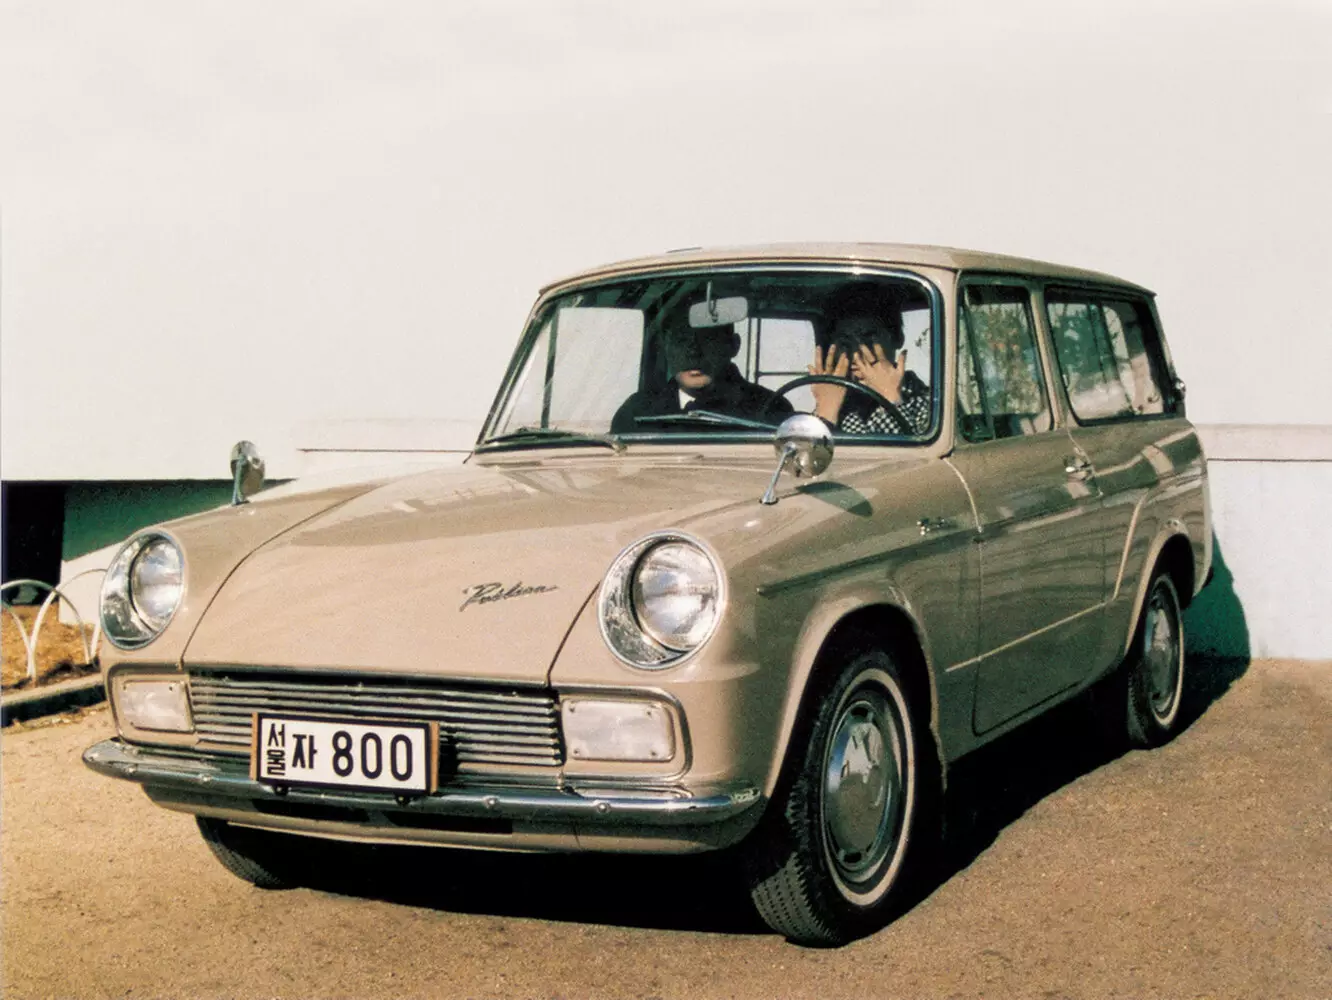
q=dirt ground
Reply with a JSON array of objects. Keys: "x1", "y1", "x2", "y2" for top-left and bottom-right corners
[
  {"x1": 1, "y1": 604, "x2": 99, "y2": 690},
  {"x1": 3, "y1": 657, "x2": 1329, "y2": 999}
]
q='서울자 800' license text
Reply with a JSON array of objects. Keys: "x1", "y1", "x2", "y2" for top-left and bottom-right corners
[{"x1": 251, "y1": 715, "x2": 439, "y2": 794}]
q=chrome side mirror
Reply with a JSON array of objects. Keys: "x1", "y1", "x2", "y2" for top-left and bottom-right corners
[
  {"x1": 229, "y1": 440, "x2": 265, "y2": 505},
  {"x1": 760, "y1": 414, "x2": 834, "y2": 505},
  {"x1": 1172, "y1": 376, "x2": 1188, "y2": 415}
]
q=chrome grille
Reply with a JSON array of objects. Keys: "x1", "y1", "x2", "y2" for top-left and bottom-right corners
[{"x1": 188, "y1": 671, "x2": 563, "y2": 772}]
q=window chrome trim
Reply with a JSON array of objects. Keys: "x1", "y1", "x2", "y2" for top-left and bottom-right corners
[{"x1": 478, "y1": 263, "x2": 946, "y2": 450}]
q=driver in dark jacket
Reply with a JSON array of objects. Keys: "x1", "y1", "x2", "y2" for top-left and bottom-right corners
[{"x1": 611, "y1": 319, "x2": 793, "y2": 433}]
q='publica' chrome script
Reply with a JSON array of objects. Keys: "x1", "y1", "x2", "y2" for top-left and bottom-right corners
[{"x1": 459, "y1": 581, "x2": 558, "y2": 612}]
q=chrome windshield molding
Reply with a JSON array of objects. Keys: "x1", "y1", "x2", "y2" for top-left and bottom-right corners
[
  {"x1": 82, "y1": 739, "x2": 760, "y2": 827},
  {"x1": 479, "y1": 262, "x2": 946, "y2": 447}
]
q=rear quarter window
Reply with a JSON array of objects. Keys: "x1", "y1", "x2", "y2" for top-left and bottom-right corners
[{"x1": 1045, "y1": 289, "x2": 1174, "y2": 422}]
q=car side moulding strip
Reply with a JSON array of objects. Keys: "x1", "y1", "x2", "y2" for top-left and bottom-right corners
[
  {"x1": 943, "y1": 601, "x2": 1110, "y2": 673},
  {"x1": 82, "y1": 739, "x2": 760, "y2": 827}
]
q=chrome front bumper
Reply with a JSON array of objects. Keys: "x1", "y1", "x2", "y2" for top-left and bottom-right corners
[{"x1": 83, "y1": 738, "x2": 761, "y2": 829}]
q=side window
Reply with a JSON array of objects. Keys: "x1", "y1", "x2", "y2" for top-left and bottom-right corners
[
  {"x1": 957, "y1": 284, "x2": 1052, "y2": 442},
  {"x1": 1046, "y1": 292, "x2": 1170, "y2": 421}
]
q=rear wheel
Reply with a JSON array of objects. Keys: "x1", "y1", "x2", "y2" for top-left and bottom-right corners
[
  {"x1": 196, "y1": 817, "x2": 306, "y2": 890},
  {"x1": 1124, "y1": 572, "x2": 1186, "y2": 748},
  {"x1": 743, "y1": 649, "x2": 933, "y2": 945}
]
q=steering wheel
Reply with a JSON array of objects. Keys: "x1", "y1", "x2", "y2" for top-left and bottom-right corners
[{"x1": 764, "y1": 373, "x2": 910, "y2": 432}]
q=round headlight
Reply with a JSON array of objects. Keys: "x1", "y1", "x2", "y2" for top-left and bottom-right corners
[
  {"x1": 632, "y1": 542, "x2": 720, "y2": 651},
  {"x1": 130, "y1": 537, "x2": 184, "y2": 629},
  {"x1": 101, "y1": 533, "x2": 185, "y2": 649},
  {"x1": 598, "y1": 532, "x2": 723, "y2": 669}
]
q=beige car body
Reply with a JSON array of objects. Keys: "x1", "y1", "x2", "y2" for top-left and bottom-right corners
[{"x1": 87, "y1": 243, "x2": 1211, "y2": 860}]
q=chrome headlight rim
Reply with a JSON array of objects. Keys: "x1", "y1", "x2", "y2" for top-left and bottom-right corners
[
  {"x1": 597, "y1": 530, "x2": 725, "y2": 670},
  {"x1": 100, "y1": 531, "x2": 186, "y2": 650}
]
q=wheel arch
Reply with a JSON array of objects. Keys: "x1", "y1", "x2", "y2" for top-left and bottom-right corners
[
  {"x1": 761, "y1": 600, "x2": 941, "y2": 802},
  {"x1": 1120, "y1": 526, "x2": 1195, "y2": 661}
]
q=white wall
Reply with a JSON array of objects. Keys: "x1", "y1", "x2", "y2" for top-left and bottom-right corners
[
  {"x1": 3, "y1": 1, "x2": 1330, "y2": 481},
  {"x1": 1185, "y1": 425, "x2": 1332, "y2": 661},
  {"x1": 1200, "y1": 462, "x2": 1332, "y2": 660}
]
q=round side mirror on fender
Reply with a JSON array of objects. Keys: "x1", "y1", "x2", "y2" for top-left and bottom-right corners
[
  {"x1": 229, "y1": 440, "x2": 266, "y2": 505},
  {"x1": 760, "y1": 414, "x2": 834, "y2": 505}
]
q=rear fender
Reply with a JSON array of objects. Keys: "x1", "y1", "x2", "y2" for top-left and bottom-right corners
[{"x1": 1119, "y1": 522, "x2": 1196, "y2": 662}]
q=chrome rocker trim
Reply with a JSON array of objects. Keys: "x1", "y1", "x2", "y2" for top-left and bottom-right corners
[{"x1": 83, "y1": 739, "x2": 760, "y2": 827}]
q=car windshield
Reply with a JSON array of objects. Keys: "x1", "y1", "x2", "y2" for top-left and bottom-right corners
[{"x1": 482, "y1": 268, "x2": 939, "y2": 448}]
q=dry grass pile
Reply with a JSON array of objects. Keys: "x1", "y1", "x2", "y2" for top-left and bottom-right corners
[{"x1": 1, "y1": 604, "x2": 100, "y2": 691}]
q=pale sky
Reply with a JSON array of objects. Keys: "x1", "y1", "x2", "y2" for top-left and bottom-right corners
[{"x1": 2, "y1": 0, "x2": 1329, "y2": 478}]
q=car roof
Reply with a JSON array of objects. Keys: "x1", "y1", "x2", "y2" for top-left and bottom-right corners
[{"x1": 540, "y1": 242, "x2": 1153, "y2": 296}]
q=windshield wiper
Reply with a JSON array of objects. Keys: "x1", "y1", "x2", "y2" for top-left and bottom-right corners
[
  {"x1": 634, "y1": 410, "x2": 775, "y2": 431},
  {"x1": 482, "y1": 427, "x2": 625, "y2": 452}
]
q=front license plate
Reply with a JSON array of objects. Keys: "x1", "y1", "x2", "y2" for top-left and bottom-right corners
[{"x1": 251, "y1": 714, "x2": 438, "y2": 794}]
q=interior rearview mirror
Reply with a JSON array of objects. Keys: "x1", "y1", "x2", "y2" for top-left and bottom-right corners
[{"x1": 688, "y1": 295, "x2": 748, "y2": 328}]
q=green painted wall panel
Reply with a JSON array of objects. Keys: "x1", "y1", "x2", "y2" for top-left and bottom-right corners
[{"x1": 62, "y1": 481, "x2": 235, "y2": 561}]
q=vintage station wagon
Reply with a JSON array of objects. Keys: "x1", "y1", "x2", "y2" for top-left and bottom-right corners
[{"x1": 85, "y1": 244, "x2": 1211, "y2": 944}]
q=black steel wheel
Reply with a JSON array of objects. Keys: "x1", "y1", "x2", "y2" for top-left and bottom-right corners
[
  {"x1": 743, "y1": 649, "x2": 932, "y2": 945},
  {"x1": 1124, "y1": 573, "x2": 1187, "y2": 748}
]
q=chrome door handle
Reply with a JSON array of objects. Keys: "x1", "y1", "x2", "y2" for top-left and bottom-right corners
[{"x1": 1064, "y1": 455, "x2": 1093, "y2": 480}]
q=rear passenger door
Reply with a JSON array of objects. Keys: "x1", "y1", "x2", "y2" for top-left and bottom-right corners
[
  {"x1": 1043, "y1": 287, "x2": 1190, "y2": 664},
  {"x1": 946, "y1": 279, "x2": 1106, "y2": 734}
]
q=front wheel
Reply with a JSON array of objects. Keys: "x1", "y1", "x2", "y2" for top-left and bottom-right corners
[
  {"x1": 742, "y1": 650, "x2": 933, "y2": 945},
  {"x1": 196, "y1": 817, "x2": 306, "y2": 890}
]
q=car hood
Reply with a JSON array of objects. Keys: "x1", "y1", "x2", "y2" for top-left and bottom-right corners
[{"x1": 182, "y1": 454, "x2": 803, "y2": 682}]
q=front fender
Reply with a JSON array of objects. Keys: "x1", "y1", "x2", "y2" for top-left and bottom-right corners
[
  {"x1": 100, "y1": 484, "x2": 383, "y2": 671},
  {"x1": 755, "y1": 578, "x2": 940, "y2": 800}
]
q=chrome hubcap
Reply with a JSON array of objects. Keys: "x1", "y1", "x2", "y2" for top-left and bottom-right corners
[
  {"x1": 823, "y1": 688, "x2": 903, "y2": 888},
  {"x1": 1143, "y1": 584, "x2": 1182, "y2": 723}
]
